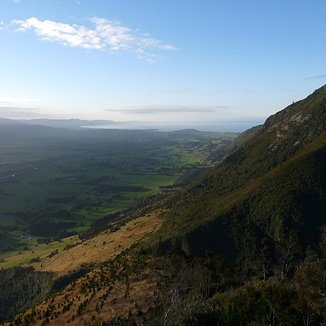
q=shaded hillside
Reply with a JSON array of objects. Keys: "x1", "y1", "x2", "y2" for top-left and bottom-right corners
[
  {"x1": 216, "y1": 85, "x2": 326, "y2": 190},
  {"x1": 0, "y1": 267, "x2": 53, "y2": 322},
  {"x1": 208, "y1": 124, "x2": 262, "y2": 163},
  {"x1": 171, "y1": 132, "x2": 326, "y2": 261},
  {"x1": 157, "y1": 85, "x2": 326, "y2": 263}
]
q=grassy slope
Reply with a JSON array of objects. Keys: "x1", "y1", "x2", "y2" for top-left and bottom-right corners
[
  {"x1": 2, "y1": 210, "x2": 163, "y2": 325},
  {"x1": 31, "y1": 210, "x2": 162, "y2": 276}
]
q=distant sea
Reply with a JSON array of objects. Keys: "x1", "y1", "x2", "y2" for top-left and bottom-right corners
[{"x1": 83, "y1": 121, "x2": 263, "y2": 133}]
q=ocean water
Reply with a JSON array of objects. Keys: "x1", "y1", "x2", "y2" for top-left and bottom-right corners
[{"x1": 82, "y1": 120, "x2": 263, "y2": 133}]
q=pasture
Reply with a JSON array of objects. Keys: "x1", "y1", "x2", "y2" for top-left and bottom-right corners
[{"x1": 0, "y1": 127, "x2": 237, "y2": 267}]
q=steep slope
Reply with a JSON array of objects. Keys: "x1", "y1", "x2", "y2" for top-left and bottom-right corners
[
  {"x1": 211, "y1": 84, "x2": 326, "y2": 191},
  {"x1": 208, "y1": 124, "x2": 262, "y2": 163},
  {"x1": 157, "y1": 85, "x2": 326, "y2": 262}
]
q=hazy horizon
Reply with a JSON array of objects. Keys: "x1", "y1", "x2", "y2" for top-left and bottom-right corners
[
  {"x1": 81, "y1": 120, "x2": 262, "y2": 133},
  {"x1": 1, "y1": 115, "x2": 263, "y2": 133}
]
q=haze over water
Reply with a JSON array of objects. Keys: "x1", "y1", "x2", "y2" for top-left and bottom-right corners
[{"x1": 83, "y1": 120, "x2": 263, "y2": 132}]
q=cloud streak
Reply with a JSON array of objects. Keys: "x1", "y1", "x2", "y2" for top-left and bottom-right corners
[
  {"x1": 0, "y1": 106, "x2": 41, "y2": 119},
  {"x1": 147, "y1": 88, "x2": 194, "y2": 95},
  {"x1": 304, "y1": 74, "x2": 326, "y2": 80},
  {"x1": 11, "y1": 17, "x2": 177, "y2": 60},
  {"x1": 0, "y1": 97, "x2": 39, "y2": 106},
  {"x1": 105, "y1": 105, "x2": 228, "y2": 115}
]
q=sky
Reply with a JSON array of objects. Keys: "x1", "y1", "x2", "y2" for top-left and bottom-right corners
[{"x1": 1, "y1": 0, "x2": 326, "y2": 131}]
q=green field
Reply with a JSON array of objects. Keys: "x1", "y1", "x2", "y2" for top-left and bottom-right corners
[{"x1": 0, "y1": 127, "x2": 237, "y2": 266}]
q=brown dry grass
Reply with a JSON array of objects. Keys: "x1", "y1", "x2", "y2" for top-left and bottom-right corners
[
  {"x1": 6, "y1": 211, "x2": 164, "y2": 325},
  {"x1": 14, "y1": 256, "x2": 161, "y2": 326},
  {"x1": 29, "y1": 211, "x2": 163, "y2": 277}
]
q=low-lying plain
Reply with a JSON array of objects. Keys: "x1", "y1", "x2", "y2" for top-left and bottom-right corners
[{"x1": 0, "y1": 125, "x2": 237, "y2": 269}]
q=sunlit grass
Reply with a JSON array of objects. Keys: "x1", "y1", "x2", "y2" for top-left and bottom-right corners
[{"x1": 0, "y1": 237, "x2": 76, "y2": 269}]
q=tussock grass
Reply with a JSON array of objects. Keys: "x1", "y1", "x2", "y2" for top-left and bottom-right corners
[{"x1": 30, "y1": 211, "x2": 162, "y2": 276}]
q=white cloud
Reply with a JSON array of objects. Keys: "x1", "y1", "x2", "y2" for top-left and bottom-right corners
[
  {"x1": 11, "y1": 17, "x2": 177, "y2": 60},
  {"x1": 91, "y1": 17, "x2": 133, "y2": 51},
  {"x1": 0, "y1": 97, "x2": 39, "y2": 106},
  {"x1": 12, "y1": 17, "x2": 104, "y2": 50}
]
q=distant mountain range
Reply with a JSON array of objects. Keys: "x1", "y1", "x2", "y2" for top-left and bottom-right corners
[
  {"x1": 0, "y1": 117, "x2": 122, "y2": 129},
  {"x1": 16, "y1": 118, "x2": 117, "y2": 128},
  {"x1": 0, "y1": 117, "x2": 261, "y2": 132}
]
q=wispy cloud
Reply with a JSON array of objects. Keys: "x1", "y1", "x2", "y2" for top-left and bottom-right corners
[
  {"x1": 304, "y1": 74, "x2": 326, "y2": 80},
  {"x1": 280, "y1": 88, "x2": 294, "y2": 92},
  {"x1": 0, "y1": 97, "x2": 39, "y2": 106},
  {"x1": 147, "y1": 88, "x2": 194, "y2": 95},
  {"x1": 11, "y1": 17, "x2": 177, "y2": 60},
  {"x1": 105, "y1": 105, "x2": 228, "y2": 115},
  {"x1": 0, "y1": 98, "x2": 42, "y2": 119},
  {"x1": 0, "y1": 106, "x2": 40, "y2": 119}
]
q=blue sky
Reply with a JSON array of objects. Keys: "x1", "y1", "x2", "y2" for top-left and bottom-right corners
[{"x1": 1, "y1": 0, "x2": 326, "y2": 130}]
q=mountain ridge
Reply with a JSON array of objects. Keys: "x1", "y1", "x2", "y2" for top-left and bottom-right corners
[{"x1": 155, "y1": 84, "x2": 326, "y2": 264}]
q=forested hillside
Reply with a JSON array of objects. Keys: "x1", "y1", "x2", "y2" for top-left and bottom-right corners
[{"x1": 157, "y1": 85, "x2": 326, "y2": 263}]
